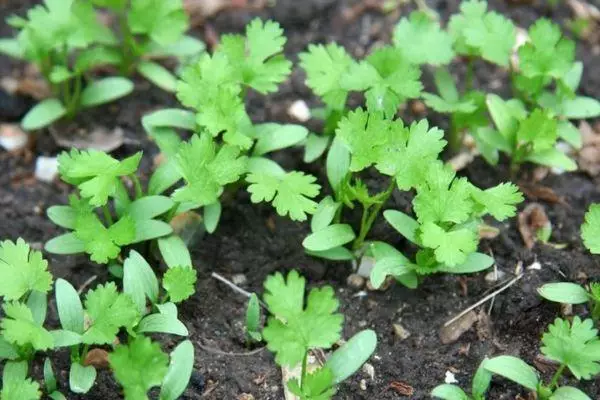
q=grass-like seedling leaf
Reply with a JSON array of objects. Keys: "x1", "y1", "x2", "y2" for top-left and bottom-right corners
[
  {"x1": 484, "y1": 355, "x2": 539, "y2": 391},
  {"x1": 538, "y1": 282, "x2": 590, "y2": 304},
  {"x1": 159, "y1": 340, "x2": 195, "y2": 400},
  {"x1": 245, "y1": 293, "x2": 262, "y2": 343},
  {"x1": 21, "y1": 99, "x2": 67, "y2": 131},
  {"x1": 69, "y1": 363, "x2": 97, "y2": 394},
  {"x1": 325, "y1": 329, "x2": 377, "y2": 385}
]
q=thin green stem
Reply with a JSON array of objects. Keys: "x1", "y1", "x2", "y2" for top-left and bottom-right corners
[
  {"x1": 130, "y1": 174, "x2": 143, "y2": 199},
  {"x1": 118, "y1": 12, "x2": 135, "y2": 75},
  {"x1": 549, "y1": 364, "x2": 566, "y2": 389},
  {"x1": 352, "y1": 180, "x2": 395, "y2": 251},
  {"x1": 102, "y1": 204, "x2": 114, "y2": 226},
  {"x1": 465, "y1": 57, "x2": 475, "y2": 92},
  {"x1": 300, "y1": 351, "x2": 308, "y2": 390}
]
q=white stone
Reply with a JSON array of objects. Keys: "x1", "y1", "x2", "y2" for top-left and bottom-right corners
[
  {"x1": 287, "y1": 100, "x2": 311, "y2": 122},
  {"x1": 35, "y1": 156, "x2": 59, "y2": 183},
  {"x1": 444, "y1": 371, "x2": 458, "y2": 384},
  {"x1": 0, "y1": 123, "x2": 28, "y2": 151}
]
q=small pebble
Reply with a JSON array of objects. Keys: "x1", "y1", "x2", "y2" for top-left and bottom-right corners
[
  {"x1": 287, "y1": 100, "x2": 311, "y2": 122},
  {"x1": 393, "y1": 323, "x2": 411, "y2": 340},
  {"x1": 359, "y1": 379, "x2": 367, "y2": 391},
  {"x1": 35, "y1": 156, "x2": 59, "y2": 183},
  {"x1": 346, "y1": 273, "x2": 365, "y2": 289},
  {"x1": 445, "y1": 371, "x2": 458, "y2": 384},
  {"x1": 357, "y1": 256, "x2": 375, "y2": 277},
  {"x1": 484, "y1": 269, "x2": 506, "y2": 283},
  {"x1": 0, "y1": 123, "x2": 27, "y2": 151},
  {"x1": 232, "y1": 273, "x2": 247, "y2": 286},
  {"x1": 362, "y1": 363, "x2": 375, "y2": 380},
  {"x1": 237, "y1": 394, "x2": 254, "y2": 400}
]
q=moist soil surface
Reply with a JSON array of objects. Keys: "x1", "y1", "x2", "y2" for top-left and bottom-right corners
[{"x1": 1, "y1": 0, "x2": 600, "y2": 399}]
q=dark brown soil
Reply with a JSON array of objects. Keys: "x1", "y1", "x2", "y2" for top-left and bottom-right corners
[{"x1": 1, "y1": 0, "x2": 600, "y2": 399}]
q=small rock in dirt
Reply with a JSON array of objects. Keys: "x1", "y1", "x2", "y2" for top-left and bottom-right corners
[
  {"x1": 445, "y1": 371, "x2": 459, "y2": 384},
  {"x1": 237, "y1": 394, "x2": 254, "y2": 400},
  {"x1": 359, "y1": 379, "x2": 367, "y2": 391},
  {"x1": 287, "y1": 100, "x2": 311, "y2": 122},
  {"x1": 232, "y1": 273, "x2": 247, "y2": 286},
  {"x1": 35, "y1": 156, "x2": 59, "y2": 183},
  {"x1": 0, "y1": 123, "x2": 28, "y2": 151},
  {"x1": 561, "y1": 303, "x2": 573, "y2": 317},
  {"x1": 84, "y1": 348, "x2": 109, "y2": 369},
  {"x1": 526, "y1": 261, "x2": 541, "y2": 270},
  {"x1": 357, "y1": 256, "x2": 375, "y2": 277},
  {"x1": 393, "y1": 322, "x2": 411, "y2": 341},
  {"x1": 358, "y1": 320, "x2": 367, "y2": 327},
  {"x1": 439, "y1": 310, "x2": 478, "y2": 344},
  {"x1": 346, "y1": 273, "x2": 365, "y2": 290},
  {"x1": 484, "y1": 269, "x2": 506, "y2": 283},
  {"x1": 50, "y1": 124, "x2": 124, "y2": 152},
  {"x1": 366, "y1": 277, "x2": 393, "y2": 291},
  {"x1": 362, "y1": 363, "x2": 375, "y2": 380}
]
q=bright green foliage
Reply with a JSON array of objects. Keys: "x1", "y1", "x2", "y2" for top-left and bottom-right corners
[
  {"x1": 109, "y1": 336, "x2": 169, "y2": 400},
  {"x1": 162, "y1": 267, "x2": 197, "y2": 303},
  {"x1": 1, "y1": 362, "x2": 41, "y2": 400},
  {"x1": 582, "y1": 204, "x2": 600, "y2": 254},
  {"x1": 262, "y1": 271, "x2": 343, "y2": 366},
  {"x1": 0, "y1": 238, "x2": 52, "y2": 300},
  {"x1": 58, "y1": 150, "x2": 142, "y2": 206},
  {"x1": 393, "y1": 11, "x2": 455, "y2": 65},
  {"x1": 469, "y1": 183, "x2": 524, "y2": 221},
  {"x1": 421, "y1": 222, "x2": 477, "y2": 267},
  {"x1": 74, "y1": 211, "x2": 136, "y2": 264},
  {"x1": 173, "y1": 134, "x2": 248, "y2": 206},
  {"x1": 1, "y1": 302, "x2": 53, "y2": 350},
  {"x1": 220, "y1": 19, "x2": 292, "y2": 94},
  {"x1": 247, "y1": 172, "x2": 321, "y2": 221},
  {"x1": 519, "y1": 19, "x2": 575, "y2": 80},
  {"x1": 299, "y1": 43, "x2": 354, "y2": 110},
  {"x1": 449, "y1": 0, "x2": 515, "y2": 67},
  {"x1": 541, "y1": 317, "x2": 600, "y2": 380},
  {"x1": 128, "y1": 0, "x2": 187, "y2": 45},
  {"x1": 342, "y1": 47, "x2": 422, "y2": 117},
  {"x1": 517, "y1": 109, "x2": 557, "y2": 152},
  {"x1": 82, "y1": 283, "x2": 139, "y2": 344},
  {"x1": 422, "y1": 68, "x2": 476, "y2": 113},
  {"x1": 287, "y1": 367, "x2": 337, "y2": 400}
]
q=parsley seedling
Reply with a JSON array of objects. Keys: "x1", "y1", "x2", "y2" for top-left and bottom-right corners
[
  {"x1": 260, "y1": 271, "x2": 377, "y2": 399},
  {"x1": 1, "y1": 361, "x2": 41, "y2": 400},
  {"x1": 143, "y1": 19, "x2": 321, "y2": 228},
  {"x1": 432, "y1": 359, "x2": 492, "y2": 400},
  {"x1": 483, "y1": 317, "x2": 598, "y2": 399},
  {"x1": 45, "y1": 150, "x2": 178, "y2": 264},
  {"x1": 0, "y1": 0, "x2": 135, "y2": 130}
]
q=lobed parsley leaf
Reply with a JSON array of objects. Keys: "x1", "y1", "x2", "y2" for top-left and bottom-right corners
[
  {"x1": 1, "y1": 302, "x2": 53, "y2": 351},
  {"x1": 420, "y1": 222, "x2": 478, "y2": 267},
  {"x1": 0, "y1": 238, "x2": 52, "y2": 300},
  {"x1": 287, "y1": 366, "x2": 337, "y2": 400},
  {"x1": 162, "y1": 266, "x2": 197, "y2": 303},
  {"x1": 128, "y1": 0, "x2": 188, "y2": 45},
  {"x1": 582, "y1": 204, "x2": 600, "y2": 254}
]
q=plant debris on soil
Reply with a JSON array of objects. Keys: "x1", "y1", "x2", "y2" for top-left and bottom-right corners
[{"x1": 1, "y1": 0, "x2": 600, "y2": 399}]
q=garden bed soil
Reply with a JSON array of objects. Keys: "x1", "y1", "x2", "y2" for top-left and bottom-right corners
[{"x1": 1, "y1": 0, "x2": 600, "y2": 398}]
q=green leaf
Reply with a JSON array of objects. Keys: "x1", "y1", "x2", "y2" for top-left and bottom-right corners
[
  {"x1": 582, "y1": 204, "x2": 600, "y2": 254},
  {"x1": 325, "y1": 329, "x2": 377, "y2": 384},
  {"x1": 2, "y1": 361, "x2": 41, "y2": 400},
  {"x1": 517, "y1": 109, "x2": 558, "y2": 152},
  {"x1": 311, "y1": 196, "x2": 340, "y2": 233},
  {"x1": 82, "y1": 282, "x2": 139, "y2": 344},
  {"x1": 246, "y1": 293, "x2": 262, "y2": 342},
  {"x1": 158, "y1": 235, "x2": 192, "y2": 269},
  {"x1": 253, "y1": 124, "x2": 309, "y2": 156},
  {"x1": 142, "y1": 108, "x2": 196, "y2": 132},
  {"x1": 383, "y1": 210, "x2": 419, "y2": 244},
  {"x1": 541, "y1": 317, "x2": 600, "y2": 380},
  {"x1": 131, "y1": 219, "x2": 172, "y2": 243},
  {"x1": 370, "y1": 248, "x2": 414, "y2": 289},
  {"x1": 472, "y1": 359, "x2": 492, "y2": 399},
  {"x1": 299, "y1": 43, "x2": 353, "y2": 109},
  {"x1": 262, "y1": 271, "x2": 343, "y2": 367},
  {"x1": 137, "y1": 61, "x2": 177, "y2": 92},
  {"x1": 21, "y1": 98, "x2": 66, "y2": 131},
  {"x1": 80, "y1": 77, "x2": 134, "y2": 108},
  {"x1": 123, "y1": 251, "x2": 159, "y2": 313},
  {"x1": 136, "y1": 313, "x2": 188, "y2": 336},
  {"x1": 247, "y1": 157, "x2": 286, "y2": 177},
  {"x1": 486, "y1": 94, "x2": 518, "y2": 139},
  {"x1": 303, "y1": 224, "x2": 356, "y2": 252},
  {"x1": 44, "y1": 358, "x2": 57, "y2": 393},
  {"x1": 26, "y1": 290, "x2": 47, "y2": 326},
  {"x1": 560, "y1": 97, "x2": 600, "y2": 119},
  {"x1": 50, "y1": 330, "x2": 82, "y2": 347},
  {"x1": 69, "y1": 363, "x2": 96, "y2": 394},
  {"x1": 538, "y1": 282, "x2": 590, "y2": 304},
  {"x1": 304, "y1": 133, "x2": 330, "y2": 163},
  {"x1": 109, "y1": 336, "x2": 169, "y2": 399},
  {"x1": 287, "y1": 367, "x2": 336, "y2": 400},
  {"x1": 0, "y1": 238, "x2": 52, "y2": 300},
  {"x1": 326, "y1": 137, "x2": 351, "y2": 194},
  {"x1": 247, "y1": 171, "x2": 320, "y2": 222},
  {"x1": 437, "y1": 252, "x2": 494, "y2": 273},
  {"x1": 550, "y1": 386, "x2": 592, "y2": 400},
  {"x1": 173, "y1": 134, "x2": 248, "y2": 206},
  {"x1": 470, "y1": 182, "x2": 523, "y2": 221},
  {"x1": 525, "y1": 148, "x2": 577, "y2": 171},
  {"x1": 204, "y1": 202, "x2": 222, "y2": 234},
  {"x1": 47, "y1": 205, "x2": 76, "y2": 229},
  {"x1": 557, "y1": 121, "x2": 582, "y2": 149},
  {"x1": 45, "y1": 233, "x2": 86, "y2": 255},
  {"x1": 393, "y1": 11, "x2": 454, "y2": 65},
  {"x1": 1, "y1": 302, "x2": 53, "y2": 351},
  {"x1": 163, "y1": 266, "x2": 197, "y2": 303},
  {"x1": 159, "y1": 340, "x2": 195, "y2": 400},
  {"x1": 420, "y1": 222, "x2": 478, "y2": 267},
  {"x1": 483, "y1": 356, "x2": 539, "y2": 390},
  {"x1": 128, "y1": 0, "x2": 188, "y2": 45},
  {"x1": 0, "y1": 38, "x2": 23, "y2": 59},
  {"x1": 126, "y1": 196, "x2": 174, "y2": 221},
  {"x1": 431, "y1": 384, "x2": 469, "y2": 400},
  {"x1": 306, "y1": 247, "x2": 355, "y2": 261},
  {"x1": 0, "y1": 337, "x2": 19, "y2": 360},
  {"x1": 147, "y1": 34, "x2": 205, "y2": 58}
]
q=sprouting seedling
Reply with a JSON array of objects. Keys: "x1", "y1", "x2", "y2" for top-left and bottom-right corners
[
  {"x1": 45, "y1": 149, "x2": 178, "y2": 264},
  {"x1": 142, "y1": 18, "x2": 322, "y2": 231},
  {"x1": 0, "y1": 0, "x2": 135, "y2": 130},
  {"x1": 1, "y1": 361, "x2": 42, "y2": 400},
  {"x1": 432, "y1": 358, "x2": 492, "y2": 400},
  {"x1": 261, "y1": 270, "x2": 377, "y2": 399},
  {"x1": 54, "y1": 249, "x2": 194, "y2": 395},
  {"x1": 538, "y1": 282, "x2": 600, "y2": 321},
  {"x1": 483, "y1": 317, "x2": 598, "y2": 399},
  {"x1": 245, "y1": 293, "x2": 262, "y2": 344}
]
